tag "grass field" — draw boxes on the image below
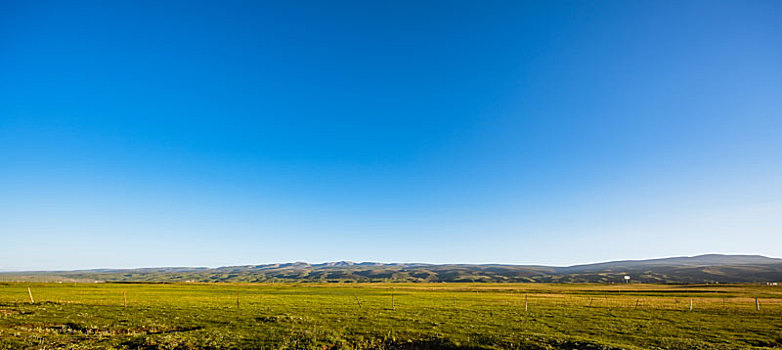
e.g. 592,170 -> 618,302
0,282 -> 780,349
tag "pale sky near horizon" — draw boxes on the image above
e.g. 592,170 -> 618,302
1,0 -> 781,271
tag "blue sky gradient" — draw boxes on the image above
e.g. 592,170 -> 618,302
2,0 -> 781,270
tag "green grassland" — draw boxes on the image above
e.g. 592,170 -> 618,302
1,282 -> 780,349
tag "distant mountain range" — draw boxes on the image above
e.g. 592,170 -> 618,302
3,254 -> 781,284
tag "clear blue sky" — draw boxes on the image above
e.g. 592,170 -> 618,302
1,0 -> 781,271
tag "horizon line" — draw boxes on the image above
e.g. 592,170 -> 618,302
2,253 -> 779,273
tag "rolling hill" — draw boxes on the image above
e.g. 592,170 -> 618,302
2,254 -> 781,284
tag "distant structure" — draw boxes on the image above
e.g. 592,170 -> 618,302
624,275 -> 631,283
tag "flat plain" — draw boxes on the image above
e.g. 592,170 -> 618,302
0,282 -> 780,349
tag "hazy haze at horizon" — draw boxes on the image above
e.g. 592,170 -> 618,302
1,0 -> 781,271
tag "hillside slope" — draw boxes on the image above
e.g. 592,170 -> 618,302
3,254 -> 781,283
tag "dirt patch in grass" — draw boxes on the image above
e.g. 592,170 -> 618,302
0,309 -> 20,316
